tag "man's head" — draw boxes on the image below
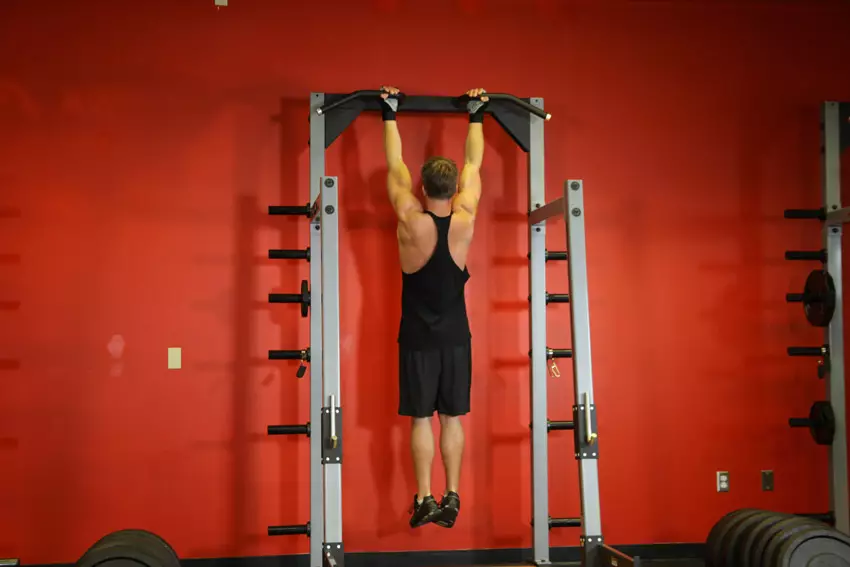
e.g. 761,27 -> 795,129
421,156 -> 458,201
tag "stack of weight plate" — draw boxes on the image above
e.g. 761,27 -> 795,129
706,508 -> 850,567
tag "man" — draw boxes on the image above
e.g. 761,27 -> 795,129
379,85 -> 487,528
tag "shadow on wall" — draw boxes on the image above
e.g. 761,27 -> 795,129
0,206 -> 21,558
266,96 -> 312,556
0,218 -> 21,369
479,124 -> 526,548
230,193 -> 259,555
0,194 -> 23,558
339,120 -> 414,539
187,96 -> 308,557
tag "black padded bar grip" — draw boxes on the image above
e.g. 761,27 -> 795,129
268,424 -> 309,435
549,517 -> 582,528
789,418 -> 810,427
269,204 -> 311,217
787,346 -> 826,357
548,421 -> 574,431
459,93 -> 552,120
785,250 -> 826,262
269,293 -> 301,304
784,209 -> 825,220
546,250 -> 568,261
268,524 -> 310,536
316,90 -> 552,120
269,349 -> 308,361
269,248 -> 310,261
546,293 -> 570,304
547,348 -> 573,359
786,293 -> 804,302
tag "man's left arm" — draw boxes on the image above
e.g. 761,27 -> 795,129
384,120 -> 420,223
381,87 -> 422,225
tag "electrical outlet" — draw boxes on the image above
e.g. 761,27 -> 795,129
717,471 -> 730,492
762,470 -> 774,491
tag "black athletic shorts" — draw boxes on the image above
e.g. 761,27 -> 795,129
398,344 -> 472,417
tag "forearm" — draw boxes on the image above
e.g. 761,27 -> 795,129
384,120 -> 403,167
464,123 -> 484,168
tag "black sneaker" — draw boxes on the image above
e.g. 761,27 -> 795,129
409,494 -> 440,528
435,491 -> 460,528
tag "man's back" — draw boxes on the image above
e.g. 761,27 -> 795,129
397,210 -> 474,349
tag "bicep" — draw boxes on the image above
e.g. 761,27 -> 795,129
453,163 -> 481,216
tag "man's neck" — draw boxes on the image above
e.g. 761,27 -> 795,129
425,199 -> 453,217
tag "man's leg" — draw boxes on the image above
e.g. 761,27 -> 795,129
434,343 -> 472,528
411,416 -> 434,498
438,413 -> 464,493
399,347 -> 441,527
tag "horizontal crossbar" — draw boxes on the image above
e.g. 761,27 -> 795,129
529,197 -> 565,225
826,207 -> 850,226
317,91 -> 550,120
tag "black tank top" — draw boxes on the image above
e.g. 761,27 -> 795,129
398,211 -> 471,349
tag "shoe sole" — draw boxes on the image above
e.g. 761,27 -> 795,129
410,508 -> 442,528
435,507 -> 458,528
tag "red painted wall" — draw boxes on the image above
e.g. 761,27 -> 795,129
2,0 -> 850,563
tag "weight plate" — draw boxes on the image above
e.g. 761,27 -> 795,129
804,270 -> 836,327
76,529 -> 180,567
707,509 -> 758,567
707,509 -> 754,567
754,517 -> 821,567
300,279 -> 309,318
744,512 -> 794,567
707,508 -> 764,567
778,525 -> 850,567
764,519 -> 831,567
791,540 -> 850,567
810,402 -> 836,446
723,510 -> 786,567
110,530 -> 180,567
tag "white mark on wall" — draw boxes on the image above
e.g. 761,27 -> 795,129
107,334 -> 125,378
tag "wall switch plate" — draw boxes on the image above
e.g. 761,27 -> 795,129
762,470 -> 774,491
168,347 -> 182,370
717,471 -> 730,492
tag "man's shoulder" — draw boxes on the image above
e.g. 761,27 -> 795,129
450,210 -> 475,231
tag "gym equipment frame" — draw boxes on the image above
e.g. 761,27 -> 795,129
530,182 -> 638,567
267,118 -> 341,566
312,89 -> 636,567
305,89 -> 552,567
784,101 -> 850,535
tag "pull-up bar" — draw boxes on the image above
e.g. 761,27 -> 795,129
317,90 -> 552,121
314,89 -> 550,152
